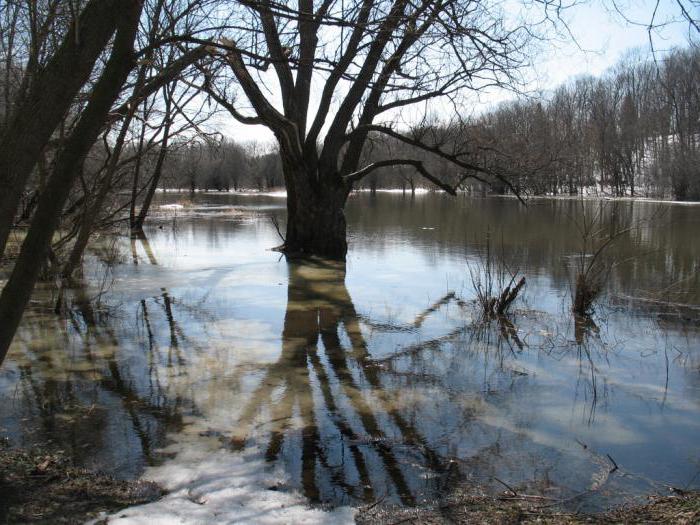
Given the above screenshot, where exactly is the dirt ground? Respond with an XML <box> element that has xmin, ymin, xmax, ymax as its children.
<box><xmin>355</xmin><ymin>491</ymin><xmax>700</xmax><ymax>524</ymax></box>
<box><xmin>1</xmin><ymin>442</ymin><xmax>698</xmax><ymax>524</ymax></box>
<box><xmin>0</xmin><ymin>445</ymin><xmax>162</xmax><ymax>524</ymax></box>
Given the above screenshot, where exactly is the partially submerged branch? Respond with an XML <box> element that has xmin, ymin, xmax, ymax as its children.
<box><xmin>351</xmin><ymin>124</ymin><xmax>528</xmax><ymax>203</ymax></box>
<box><xmin>344</xmin><ymin>159</ymin><xmax>466</xmax><ymax>195</ymax></box>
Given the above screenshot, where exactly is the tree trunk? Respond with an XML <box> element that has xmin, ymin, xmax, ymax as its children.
<box><xmin>61</xmin><ymin>172</ymin><xmax>114</xmax><ymax>279</ymax></box>
<box><xmin>132</xmin><ymin>84</ymin><xmax>174</xmax><ymax>232</ymax></box>
<box><xmin>64</xmin><ymin>96</ymin><xmax>140</xmax><ymax>279</ymax></box>
<box><xmin>0</xmin><ymin>1</ymin><xmax>141</xmax><ymax>366</ymax></box>
<box><xmin>133</xmin><ymin>137</ymin><xmax>169</xmax><ymax>231</ymax></box>
<box><xmin>281</xmin><ymin>169</ymin><xmax>349</xmax><ymax>260</ymax></box>
<box><xmin>0</xmin><ymin>0</ymin><xmax>122</xmax><ymax>259</ymax></box>
<box><xmin>129</xmin><ymin>120</ymin><xmax>147</xmax><ymax>229</ymax></box>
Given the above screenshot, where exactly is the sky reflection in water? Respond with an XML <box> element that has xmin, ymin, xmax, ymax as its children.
<box><xmin>1</xmin><ymin>193</ymin><xmax>699</xmax><ymax>512</ymax></box>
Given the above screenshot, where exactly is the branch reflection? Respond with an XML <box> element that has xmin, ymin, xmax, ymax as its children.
<box><xmin>230</xmin><ymin>258</ymin><xmax>447</xmax><ymax>505</ymax></box>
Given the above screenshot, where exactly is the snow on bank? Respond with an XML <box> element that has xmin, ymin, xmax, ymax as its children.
<box><xmin>98</xmin><ymin>437</ymin><xmax>356</xmax><ymax>525</ymax></box>
<box><xmin>156</xmin><ymin>189</ymin><xmax>289</xmax><ymax>198</ymax></box>
<box><xmin>351</xmin><ymin>187</ymin><xmax>431</xmax><ymax>194</ymax></box>
<box><xmin>494</xmin><ymin>193</ymin><xmax>700</xmax><ymax>205</ymax></box>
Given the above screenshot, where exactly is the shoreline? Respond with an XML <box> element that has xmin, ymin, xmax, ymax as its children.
<box><xmin>2</xmin><ymin>443</ymin><xmax>698</xmax><ymax>524</ymax></box>
<box><xmin>0</xmin><ymin>445</ymin><xmax>163</xmax><ymax>524</ymax></box>
<box><xmin>152</xmin><ymin>188</ymin><xmax>700</xmax><ymax>205</ymax></box>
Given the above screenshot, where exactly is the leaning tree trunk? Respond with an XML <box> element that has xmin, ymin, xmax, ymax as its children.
<box><xmin>282</xmin><ymin>168</ymin><xmax>350</xmax><ymax>260</ymax></box>
<box><xmin>132</xmin><ymin>91</ymin><xmax>173</xmax><ymax>232</ymax></box>
<box><xmin>0</xmin><ymin>1</ymin><xmax>141</xmax><ymax>367</ymax></box>
<box><xmin>0</xmin><ymin>0</ymin><xmax>123</xmax><ymax>259</ymax></box>
<box><xmin>63</xmin><ymin>94</ymin><xmax>140</xmax><ymax>279</ymax></box>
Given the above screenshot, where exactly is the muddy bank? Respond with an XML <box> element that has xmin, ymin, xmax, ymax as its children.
<box><xmin>2</xmin><ymin>440</ymin><xmax>697</xmax><ymax>525</ymax></box>
<box><xmin>0</xmin><ymin>444</ymin><xmax>162</xmax><ymax>524</ymax></box>
<box><xmin>356</xmin><ymin>491</ymin><xmax>700</xmax><ymax>524</ymax></box>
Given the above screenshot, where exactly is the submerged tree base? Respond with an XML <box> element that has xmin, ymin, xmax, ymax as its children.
<box><xmin>271</xmin><ymin>239</ymin><xmax>348</xmax><ymax>261</ymax></box>
<box><xmin>0</xmin><ymin>444</ymin><xmax>163</xmax><ymax>524</ymax></box>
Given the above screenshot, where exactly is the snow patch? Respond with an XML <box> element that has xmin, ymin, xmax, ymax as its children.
<box><xmin>99</xmin><ymin>437</ymin><xmax>356</xmax><ymax>525</ymax></box>
<box><xmin>230</xmin><ymin>190</ymin><xmax>288</xmax><ymax>198</ymax></box>
<box><xmin>353</xmin><ymin>188</ymin><xmax>431</xmax><ymax>194</ymax></box>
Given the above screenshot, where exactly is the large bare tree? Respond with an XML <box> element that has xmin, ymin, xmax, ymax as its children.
<box><xmin>197</xmin><ymin>0</ymin><xmax>557</xmax><ymax>259</ymax></box>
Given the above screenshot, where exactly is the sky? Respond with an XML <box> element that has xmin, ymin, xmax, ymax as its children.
<box><xmin>538</xmin><ymin>0</ymin><xmax>694</xmax><ymax>85</ymax></box>
<box><xmin>215</xmin><ymin>0</ymin><xmax>696</xmax><ymax>143</ymax></box>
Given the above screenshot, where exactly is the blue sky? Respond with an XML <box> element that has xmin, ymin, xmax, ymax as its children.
<box><xmin>217</xmin><ymin>0</ymin><xmax>696</xmax><ymax>142</ymax></box>
<box><xmin>538</xmin><ymin>0</ymin><xmax>694</xmax><ymax>85</ymax></box>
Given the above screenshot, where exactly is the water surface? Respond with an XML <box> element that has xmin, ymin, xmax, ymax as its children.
<box><xmin>1</xmin><ymin>193</ymin><xmax>699</xmax><ymax>512</ymax></box>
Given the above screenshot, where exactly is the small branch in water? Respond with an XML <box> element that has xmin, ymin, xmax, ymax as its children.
<box><xmin>270</xmin><ymin>215</ymin><xmax>285</xmax><ymax>243</ymax></box>
<box><xmin>361</xmin><ymin>494</ymin><xmax>387</xmax><ymax>513</ymax></box>
<box><xmin>493</xmin><ymin>476</ymin><xmax>518</xmax><ymax>497</ymax></box>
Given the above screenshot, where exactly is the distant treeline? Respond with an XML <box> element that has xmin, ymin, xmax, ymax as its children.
<box><xmin>175</xmin><ymin>47</ymin><xmax>698</xmax><ymax>200</ymax></box>
<box><xmin>467</xmin><ymin>47</ymin><xmax>700</xmax><ymax>200</ymax></box>
<box><xmin>162</xmin><ymin>141</ymin><xmax>283</xmax><ymax>192</ymax></box>
<box><xmin>360</xmin><ymin>46</ymin><xmax>700</xmax><ymax>199</ymax></box>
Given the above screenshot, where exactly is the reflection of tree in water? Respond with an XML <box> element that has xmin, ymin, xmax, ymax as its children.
<box><xmin>7</xmin><ymin>227</ymin><xmax>699</xmax><ymax>508</ymax></box>
<box><xmin>8</xmin><ymin>235</ymin><xmax>193</xmax><ymax>475</ymax></box>
<box><xmin>82</xmin><ymin>291</ymin><xmax>184</xmax><ymax>453</ymax></box>
<box><xmin>223</xmin><ymin>259</ymin><xmax>637</xmax><ymax>505</ymax></box>
<box><xmin>230</xmin><ymin>258</ymin><xmax>447</xmax><ymax>505</ymax></box>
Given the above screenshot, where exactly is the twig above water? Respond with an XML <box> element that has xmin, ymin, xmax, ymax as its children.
<box><xmin>270</xmin><ymin>215</ymin><xmax>285</xmax><ymax>242</ymax></box>
<box><xmin>493</xmin><ymin>476</ymin><xmax>518</xmax><ymax>497</ymax></box>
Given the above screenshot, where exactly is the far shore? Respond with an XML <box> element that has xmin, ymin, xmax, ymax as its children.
<box><xmin>152</xmin><ymin>187</ymin><xmax>700</xmax><ymax>205</ymax></box>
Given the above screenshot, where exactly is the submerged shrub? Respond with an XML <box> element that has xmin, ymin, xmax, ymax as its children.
<box><xmin>469</xmin><ymin>233</ymin><xmax>526</xmax><ymax>318</ymax></box>
<box><xmin>573</xmin><ymin>272</ymin><xmax>601</xmax><ymax>316</ymax></box>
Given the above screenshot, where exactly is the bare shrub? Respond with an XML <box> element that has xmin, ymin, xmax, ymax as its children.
<box><xmin>469</xmin><ymin>233</ymin><xmax>526</xmax><ymax>318</ymax></box>
<box><xmin>569</xmin><ymin>201</ymin><xmax>634</xmax><ymax>316</ymax></box>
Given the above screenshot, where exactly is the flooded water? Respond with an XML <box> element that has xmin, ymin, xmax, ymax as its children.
<box><xmin>1</xmin><ymin>192</ymin><xmax>699</xmax><ymax>514</ymax></box>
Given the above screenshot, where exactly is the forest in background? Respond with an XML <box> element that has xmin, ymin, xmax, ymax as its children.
<box><xmin>0</xmin><ymin>0</ymin><xmax>698</xmax><ymax>360</ymax></box>
<box><xmin>166</xmin><ymin>46</ymin><xmax>700</xmax><ymax>200</ymax></box>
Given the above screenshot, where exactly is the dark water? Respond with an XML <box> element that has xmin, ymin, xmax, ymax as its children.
<box><xmin>1</xmin><ymin>192</ymin><xmax>699</xmax><ymax>512</ymax></box>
